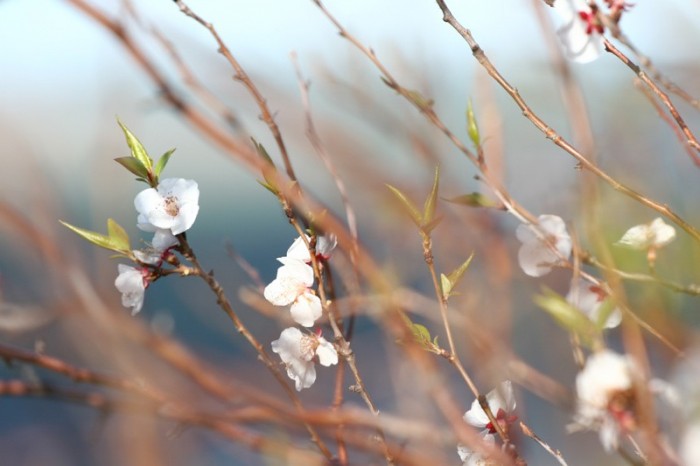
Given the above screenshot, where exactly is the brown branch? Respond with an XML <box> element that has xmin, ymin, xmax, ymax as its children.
<box><xmin>634</xmin><ymin>79</ymin><xmax>700</xmax><ymax>165</ymax></box>
<box><xmin>0</xmin><ymin>379</ymin><xmax>315</xmax><ymax>459</ymax></box>
<box><xmin>173</xmin><ymin>0</ymin><xmax>298</xmax><ymax>184</ymax></box>
<box><xmin>603</xmin><ymin>39</ymin><xmax>700</xmax><ymax>165</ymax></box>
<box><xmin>432</xmin><ymin>0</ymin><xmax>700</xmax><ymax>244</ymax></box>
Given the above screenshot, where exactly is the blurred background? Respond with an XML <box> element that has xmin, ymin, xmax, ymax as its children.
<box><xmin>1</xmin><ymin>0</ymin><xmax>700</xmax><ymax>464</ymax></box>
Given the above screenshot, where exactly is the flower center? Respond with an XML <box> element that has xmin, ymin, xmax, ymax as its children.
<box><xmin>164</xmin><ymin>196</ymin><xmax>180</xmax><ymax>217</ymax></box>
<box><xmin>608</xmin><ymin>388</ymin><xmax>637</xmax><ymax>432</ymax></box>
<box><xmin>485</xmin><ymin>408</ymin><xmax>518</xmax><ymax>434</ymax></box>
<box><xmin>588</xmin><ymin>285</ymin><xmax>608</xmax><ymax>303</ymax></box>
<box><xmin>299</xmin><ymin>335</ymin><xmax>316</xmax><ymax>361</ymax></box>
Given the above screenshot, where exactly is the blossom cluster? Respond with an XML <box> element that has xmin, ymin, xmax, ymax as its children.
<box><xmin>114</xmin><ymin>178</ymin><xmax>200</xmax><ymax>314</ymax></box>
<box><xmin>264</xmin><ymin>234</ymin><xmax>339</xmax><ymax>390</ymax></box>
<box><xmin>515</xmin><ymin>215</ymin><xmax>675</xmax><ymax>330</ymax></box>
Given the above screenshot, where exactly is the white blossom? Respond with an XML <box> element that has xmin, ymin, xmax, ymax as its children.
<box><xmin>566</xmin><ymin>278</ymin><xmax>621</xmax><ymax>329</ymax></box>
<box><xmin>457</xmin><ymin>433</ymin><xmax>496</xmax><ymax>466</ymax></box>
<box><xmin>516</xmin><ymin>215</ymin><xmax>572</xmax><ymax>277</ymax></box>
<box><xmin>617</xmin><ymin>218</ymin><xmax>676</xmax><ymax>250</ymax></box>
<box><xmin>573</xmin><ymin>350</ymin><xmax>637</xmax><ymax>452</ymax></box>
<box><xmin>271</xmin><ymin>327</ymin><xmax>338</xmax><ymax>391</ymax></box>
<box><xmin>134</xmin><ymin>178</ymin><xmax>200</xmax><ymax>235</ymax></box>
<box><xmin>114</xmin><ymin>264</ymin><xmax>147</xmax><ymax>315</ymax></box>
<box><xmin>286</xmin><ymin>234</ymin><xmax>337</xmax><ymax>262</ymax></box>
<box><xmin>464</xmin><ymin>381</ymin><xmax>517</xmax><ymax>433</ymax></box>
<box><xmin>263</xmin><ymin>257</ymin><xmax>322</xmax><ymax>327</ymax></box>
<box><xmin>552</xmin><ymin>0</ymin><xmax>605</xmax><ymax>63</ymax></box>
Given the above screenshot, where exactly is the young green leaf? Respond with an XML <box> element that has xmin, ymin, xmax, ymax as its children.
<box><xmin>442</xmin><ymin>253</ymin><xmax>474</xmax><ymax>299</ymax></box>
<box><xmin>117</xmin><ymin>120</ymin><xmax>153</xmax><ymax>171</ymax></box>
<box><xmin>386</xmin><ymin>184</ymin><xmax>422</xmax><ymax>227</ymax></box>
<box><xmin>252</xmin><ymin>138</ymin><xmax>275</xmax><ymax>166</ymax></box>
<box><xmin>534</xmin><ymin>287</ymin><xmax>601</xmax><ymax>347</ymax></box>
<box><xmin>60</xmin><ymin>220</ymin><xmax>130</xmax><ymax>254</ymax></box>
<box><xmin>114</xmin><ymin>157</ymin><xmax>149</xmax><ymax>179</ymax></box>
<box><xmin>107</xmin><ymin>218</ymin><xmax>130</xmax><ymax>252</ymax></box>
<box><xmin>257</xmin><ymin>180</ymin><xmax>280</xmax><ymax>196</ymax></box>
<box><xmin>466</xmin><ymin>99</ymin><xmax>481</xmax><ymax>148</ymax></box>
<box><xmin>422</xmin><ymin>165</ymin><xmax>440</xmax><ymax>225</ymax></box>
<box><xmin>154</xmin><ymin>148</ymin><xmax>176</xmax><ymax>179</ymax></box>
<box><xmin>440</xmin><ymin>273</ymin><xmax>452</xmax><ymax>299</ymax></box>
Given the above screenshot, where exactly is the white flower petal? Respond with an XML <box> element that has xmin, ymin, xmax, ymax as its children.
<box><xmin>263</xmin><ymin>276</ymin><xmax>301</xmax><ymax>306</ymax></box>
<box><xmin>286</xmin><ymin>234</ymin><xmax>338</xmax><ymax>262</ymax></box>
<box><xmin>463</xmin><ymin>398</ymin><xmax>490</xmax><ymax>428</ymax></box>
<box><xmin>276</xmin><ymin>257</ymin><xmax>314</xmax><ymax>287</ymax></box>
<box><xmin>457</xmin><ymin>433</ymin><xmax>495</xmax><ymax>466</ymax></box>
<box><xmin>286</xmin><ymin>236</ymin><xmax>311</xmax><ymax>262</ymax></box>
<box><xmin>152</xmin><ymin>229</ymin><xmax>178</xmax><ymax>252</ymax></box>
<box><xmin>290</xmin><ymin>292</ymin><xmax>322</xmax><ymax>327</ymax></box>
<box><xmin>566</xmin><ymin>279</ymin><xmax>621</xmax><ymax>329</ymax></box>
<box><xmin>649</xmin><ymin>218</ymin><xmax>676</xmax><ymax>247</ymax></box>
<box><xmin>316</xmin><ymin>337</ymin><xmax>338</xmax><ymax>366</ymax></box>
<box><xmin>463</xmin><ymin>381</ymin><xmax>516</xmax><ymax>429</ymax></box>
<box><xmin>516</xmin><ymin>215</ymin><xmax>571</xmax><ymax>277</ymax></box>
<box><xmin>553</xmin><ymin>0</ymin><xmax>604</xmax><ymax>63</ymax></box>
<box><xmin>114</xmin><ymin>264</ymin><xmax>146</xmax><ymax>315</ymax></box>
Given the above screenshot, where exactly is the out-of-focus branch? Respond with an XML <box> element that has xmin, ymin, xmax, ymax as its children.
<box><xmin>432</xmin><ymin>0</ymin><xmax>700</xmax><ymax>244</ymax></box>
<box><xmin>173</xmin><ymin>0</ymin><xmax>298</xmax><ymax>184</ymax></box>
<box><xmin>0</xmin><ymin>379</ymin><xmax>319</xmax><ymax>459</ymax></box>
<box><xmin>67</xmin><ymin>0</ymin><xmax>260</xmax><ymax>170</ymax></box>
<box><xmin>603</xmin><ymin>38</ymin><xmax>700</xmax><ymax>165</ymax></box>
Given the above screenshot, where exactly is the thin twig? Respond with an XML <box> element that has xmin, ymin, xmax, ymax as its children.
<box><xmin>173</xmin><ymin>0</ymin><xmax>298</xmax><ymax>183</ymax></box>
<box><xmin>603</xmin><ymin>39</ymin><xmax>700</xmax><ymax>164</ymax></box>
<box><xmin>433</xmin><ymin>0</ymin><xmax>700</xmax><ymax>243</ymax></box>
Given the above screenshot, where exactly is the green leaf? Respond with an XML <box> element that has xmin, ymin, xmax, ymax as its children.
<box><xmin>60</xmin><ymin>220</ymin><xmax>130</xmax><ymax>253</ymax></box>
<box><xmin>252</xmin><ymin>138</ymin><xmax>275</xmax><ymax>166</ymax></box>
<box><xmin>252</xmin><ymin>138</ymin><xmax>278</xmax><ymax>192</ymax></box>
<box><xmin>154</xmin><ymin>148</ymin><xmax>176</xmax><ymax>179</ymax></box>
<box><xmin>466</xmin><ymin>99</ymin><xmax>481</xmax><ymax>147</ymax></box>
<box><xmin>114</xmin><ymin>157</ymin><xmax>149</xmax><ymax>179</ymax></box>
<box><xmin>257</xmin><ymin>180</ymin><xmax>279</xmax><ymax>195</ymax></box>
<box><xmin>422</xmin><ymin>166</ymin><xmax>440</xmax><ymax>225</ymax></box>
<box><xmin>533</xmin><ymin>287</ymin><xmax>601</xmax><ymax>347</ymax></box>
<box><xmin>443</xmin><ymin>193</ymin><xmax>498</xmax><ymax>208</ymax></box>
<box><xmin>386</xmin><ymin>184</ymin><xmax>422</xmax><ymax>227</ymax></box>
<box><xmin>411</xmin><ymin>323</ymin><xmax>431</xmax><ymax>344</ymax></box>
<box><xmin>421</xmin><ymin>215</ymin><xmax>443</xmax><ymax>235</ymax></box>
<box><xmin>117</xmin><ymin>120</ymin><xmax>153</xmax><ymax>171</ymax></box>
<box><xmin>440</xmin><ymin>273</ymin><xmax>452</xmax><ymax>299</ymax></box>
<box><xmin>107</xmin><ymin>218</ymin><xmax>130</xmax><ymax>252</ymax></box>
<box><xmin>442</xmin><ymin>253</ymin><xmax>474</xmax><ymax>299</ymax></box>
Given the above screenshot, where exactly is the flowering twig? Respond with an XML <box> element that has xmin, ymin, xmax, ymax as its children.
<box><xmin>433</xmin><ymin>0</ymin><xmax>700</xmax><ymax>243</ymax></box>
<box><xmin>176</xmin><ymin>234</ymin><xmax>334</xmax><ymax>459</ymax></box>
